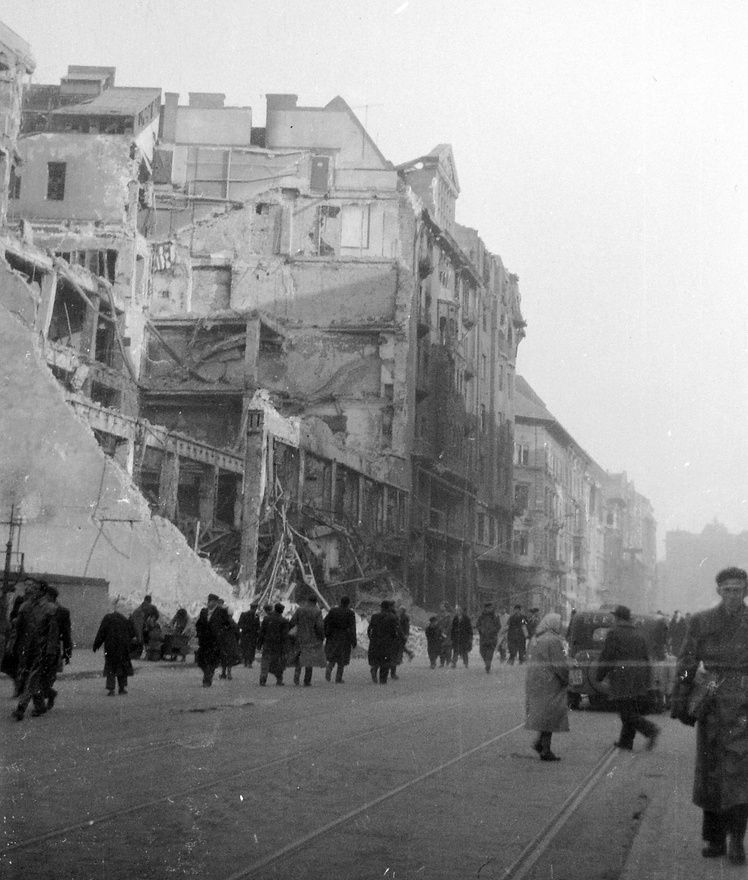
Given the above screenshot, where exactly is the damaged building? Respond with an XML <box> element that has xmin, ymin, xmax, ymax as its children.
<box><xmin>1</xmin><ymin>39</ymin><xmax>532</xmax><ymax>622</ymax></box>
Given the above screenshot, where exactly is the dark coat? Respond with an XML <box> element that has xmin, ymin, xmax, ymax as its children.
<box><xmin>196</xmin><ymin>605</ymin><xmax>234</xmax><ymax>668</ymax></box>
<box><xmin>14</xmin><ymin>597</ymin><xmax>59</xmax><ymax>675</ymax></box>
<box><xmin>507</xmin><ymin>611</ymin><xmax>528</xmax><ymax>647</ymax></box>
<box><xmin>130</xmin><ymin>600</ymin><xmax>160</xmax><ymax>644</ymax></box>
<box><xmin>425</xmin><ymin>622</ymin><xmax>445</xmax><ymax>655</ymax></box>
<box><xmin>476</xmin><ymin>611</ymin><xmax>501</xmax><ymax>648</ymax></box>
<box><xmin>324</xmin><ymin>606</ymin><xmax>357</xmax><ymax>665</ymax></box>
<box><xmin>238</xmin><ymin>609</ymin><xmax>261</xmax><ymax>652</ymax></box>
<box><xmin>257</xmin><ymin>612</ymin><xmax>290</xmax><ymax>676</ymax></box>
<box><xmin>595</xmin><ymin>620</ymin><xmax>651</xmax><ymax>698</ymax></box>
<box><xmin>367</xmin><ymin>611</ymin><xmax>401</xmax><ymax>666</ymax></box>
<box><xmin>93</xmin><ymin>612</ymin><xmax>135</xmax><ymax>678</ymax></box>
<box><xmin>451</xmin><ymin>614</ymin><xmax>473</xmax><ymax>653</ymax></box>
<box><xmin>675</xmin><ymin>605</ymin><xmax>748</xmax><ymax>811</ymax></box>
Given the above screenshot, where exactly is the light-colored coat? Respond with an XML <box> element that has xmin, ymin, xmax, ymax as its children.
<box><xmin>525</xmin><ymin>629</ymin><xmax>570</xmax><ymax>732</ymax></box>
<box><xmin>289</xmin><ymin>603</ymin><xmax>326</xmax><ymax>667</ymax></box>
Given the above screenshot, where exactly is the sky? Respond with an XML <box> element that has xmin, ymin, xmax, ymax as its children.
<box><xmin>6</xmin><ymin>0</ymin><xmax>748</xmax><ymax>551</ymax></box>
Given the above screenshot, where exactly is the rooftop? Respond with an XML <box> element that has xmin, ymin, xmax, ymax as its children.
<box><xmin>51</xmin><ymin>87</ymin><xmax>161</xmax><ymax>117</ymax></box>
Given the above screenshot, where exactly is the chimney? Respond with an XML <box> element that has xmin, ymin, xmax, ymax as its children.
<box><xmin>188</xmin><ymin>92</ymin><xmax>225</xmax><ymax>109</ymax></box>
<box><xmin>161</xmin><ymin>92</ymin><xmax>178</xmax><ymax>143</ymax></box>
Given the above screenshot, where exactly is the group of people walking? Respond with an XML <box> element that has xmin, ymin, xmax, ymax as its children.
<box><xmin>1</xmin><ymin>577</ymin><xmax>72</xmax><ymax>721</ymax></box>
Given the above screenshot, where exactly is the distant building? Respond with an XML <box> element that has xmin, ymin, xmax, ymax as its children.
<box><xmin>0</xmin><ymin>21</ymin><xmax>35</xmax><ymax>227</ymax></box>
<box><xmin>660</xmin><ymin>521</ymin><xmax>748</xmax><ymax>612</ymax></box>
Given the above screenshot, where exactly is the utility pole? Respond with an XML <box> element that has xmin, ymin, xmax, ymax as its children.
<box><xmin>1</xmin><ymin>504</ymin><xmax>24</xmax><ymax>594</ymax></box>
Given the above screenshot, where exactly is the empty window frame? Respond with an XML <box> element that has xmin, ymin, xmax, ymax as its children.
<box><xmin>46</xmin><ymin>162</ymin><xmax>66</xmax><ymax>201</ymax></box>
<box><xmin>340</xmin><ymin>204</ymin><xmax>371</xmax><ymax>249</ymax></box>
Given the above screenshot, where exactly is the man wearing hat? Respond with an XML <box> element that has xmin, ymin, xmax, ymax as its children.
<box><xmin>195</xmin><ymin>593</ymin><xmax>233</xmax><ymax>687</ymax></box>
<box><xmin>256</xmin><ymin>603</ymin><xmax>290</xmax><ymax>686</ymax></box>
<box><xmin>595</xmin><ymin>604</ymin><xmax>659</xmax><ymax>751</ymax></box>
<box><xmin>476</xmin><ymin>602</ymin><xmax>501</xmax><ymax>673</ymax></box>
<box><xmin>237</xmin><ymin>602</ymin><xmax>261</xmax><ymax>668</ymax></box>
<box><xmin>12</xmin><ymin>581</ymin><xmax>59</xmax><ymax>720</ymax></box>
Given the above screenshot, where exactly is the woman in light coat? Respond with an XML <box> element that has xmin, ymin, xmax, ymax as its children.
<box><xmin>524</xmin><ymin>613</ymin><xmax>570</xmax><ymax>761</ymax></box>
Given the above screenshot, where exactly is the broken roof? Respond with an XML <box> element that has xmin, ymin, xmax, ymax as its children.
<box><xmin>0</xmin><ymin>21</ymin><xmax>35</xmax><ymax>73</ymax></box>
<box><xmin>51</xmin><ymin>87</ymin><xmax>161</xmax><ymax>117</ymax></box>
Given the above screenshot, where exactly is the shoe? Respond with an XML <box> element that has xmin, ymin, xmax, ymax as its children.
<box><xmin>259</xmin><ymin>679</ymin><xmax>267</xmax><ymax>686</ymax></box>
<box><xmin>47</xmin><ymin>688</ymin><xmax>58</xmax><ymax>710</ymax></box>
<box><xmin>728</xmin><ymin>840</ymin><xmax>746</xmax><ymax>865</ymax></box>
<box><xmin>227</xmin><ymin>671</ymin><xmax>232</xmax><ymax>680</ymax></box>
<box><xmin>202</xmin><ymin>681</ymin><xmax>212</xmax><ymax>688</ymax></box>
<box><xmin>118</xmin><ymin>688</ymin><xmax>127</xmax><ymax>695</ymax></box>
<box><xmin>532</xmin><ymin>740</ymin><xmax>543</xmax><ymax>755</ymax></box>
<box><xmin>646</xmin><ymin>728</ymin><xmax>660</xmax><ymax>751</ymax></box>
<box><xmin>107</xmin><ymin>689</ymin><xmax>115</xmax><ymax>696</ymax></box>
<box><xmin>30</xmin><ymin>707</ymin><xmax>47</xmax><ymax>717</ymax></box>
<box><xmin>275</xmin><ymin>680</ymin><xmax>284</xmax><ymax>686</ymax></box>
<box><xmin>370</xmin><ymin>669</ymin><xmax>378</xmax><ymax>683</ymax></box>
<box><xmin>391</xmin><ymin>673</ymin><xmax>399</xmax><ymax>680</ymax></box>
<box><xmin>11</xmin><ymin>708</ymin><xmax>24</xmax><ymax>721</ymax></box>
<box><xmin>336</xmin><ymin>679</ymin><xmax>344</xmax><ymax>684</ymax></box>
<box><xmin>614</xmin><ymin>741</ymin><xmax>633</xmax><ymax>751</ymax></box>
<box><xmin>219</xmin><ymin>673</ymin><xmax>227</xmax><ymax>680</ymax></box>
<box><xmin>303</xmin><ymin>681</ymin><xmax>311</xmax><ymax>687</ymax></box>
<box><xmin>540</xmin><ymin>752</ymin><xmax>561</xmax><ymax>761</ymax></box>
<box><xmin>702</xmin><ymin>843</ymin><xmax>726</xmax><ymax>858</ymax></box>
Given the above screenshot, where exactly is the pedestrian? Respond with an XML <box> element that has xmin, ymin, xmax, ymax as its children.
<box><xmin>398</xmin><ymin>607</ymin><xmax>415</xmax><ymax>661</ymax></box>
<box><xmin>526</xmin><ymin>607</ymin><xmax>541</xmax><ymax>640</ymax></box>
<box><xmin>450</xmin><ymin>606</ymin><xmax>473</xmax><ymax>668</ymax></box>
<box><xmin>668</xmin><ymin>610</ymin><xmax>687</xmax><ymax>657</ymax></box>
<box><xmin>40</xmin><ymin>583</ymin><xmax>69</xmax><ymax>710</ymax></box>
<box><xmin>3</xmin><ymin>577</ymin><xmax>37</xmax><ymax>690</ymax></box>
<box><xmin>323</xmin><ymin>595</ymin><xmax>357</xmax><ymax>683</ymax></box>
<box><xmin>497</xmin><ymin>608</ymin><xmax>510</xmax><ymax>662</ymax></box>
<box><xmin>671</xmin><ymin>567</ymin><xmax>748</xmax><ymax>864</ymax></box>
<box><xmin>425</xmin><ymin>615</ymin><xmax>443</xmax><ymax>669</ymax></box>
<box><xmin>237</xmin><ymin>602</ymin><xmax>261</xmax><ymax>667</ymax></box>
<box><xmin>476</xmin><ymin>601</ymin><xmax>501</xmax><ymax>672</ymax></box>
<box><xmin>525</xmin><ymin>613</ymin><xmax>570</xmax><ymax>761</ymax></box>
<box><xmin>217</xmin><ymin>600</ymin><xmax>240</xmax><ymax>680</ymax></box>
<box><xmin>0</xmin><ymin>578</ymin><xmax>15</xmax><ymax>672</ymax></box>
<box><xmin>289</xmin><ymin>594</ymin><xmax>326</xmax><ymax>686</ymax></box>
<box><xmin>507</xmin><ymin>604</ymin><xmax>529</xmax><ymax>664</ymax></box>
<box><xmin>11</xmin><ymin>581</ymin><xmax>59</xmax><ymax>720</ymax></box>
<box><xmin>129</xmin><ymin>594</ymin><xmax>159</xmax><ymax>658</ymax></box>
<box><xmin>389</xmin><ymin>602</ymin><xmax>406</xmax><ymax>680</ymax></box>
<box><xmin>92</xmin><ymin>602</ymin><xmax>136</xmax><ymax>696</ymax></box>
<box><xmin>438</xmin><ymin>604</ymin><xmax>453</xmax><ymax>667</ymax></box>
<box><xmin>367</xmin><ymin>599</ymin><xmax>401</xmax><ymax>684</ymax></box>
<box><xmin>195</xmin><ymin>593</ymin><xmax>232</xmax><ymax>687</ymax></box>
<box><xmin>257</xmin><ymin>602</ymin><xmax>290</xmax><ymax>686</ymax></box>
<box><xmin>595</xmin><ymin>604</ymin><xmax>659</xmax><ymax>752</ymax></box>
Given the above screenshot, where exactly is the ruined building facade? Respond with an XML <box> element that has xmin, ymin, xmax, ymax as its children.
<box><xmin>0</xmin><ymin>38</ymin><xmax>653</xmax><ymax>622</ymax></box>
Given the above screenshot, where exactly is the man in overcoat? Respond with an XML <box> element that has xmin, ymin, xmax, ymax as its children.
<box><xmin>289</xmin><ymin>594</ymin><xmax>326</xmax><ymax>686</ymax></box>
<box><xmin>257</xmin><ymin>602</ymin><xmax>290</xmax><ymax>686</ymax></box>
<box><xmin>595</xmin><ymin>604</ymin><xmax>659</xmax><ymax>751</ymax></box>
<box><xmin>12</xmin><ymin>583</ymin><xmax>59</xmax><ymax>720</ymax></box>
<box><xmin>195</xmin><ymin>593</ymin><xmax>233</xmax><ymax>687</ymax></box>
<box><xmin>507</xmin><ymin>604</ymin><xmax>529</xmax><ymax>664</ymax></box>
<box><xmin>39</xmin><ymin>583</ymin><xmax>71</xmax><ymax>709</ymax></box>
<box><xmin>93</xmin><ymin>603</ymin><xmax>136</xmax><ymax>695</ymax></box>
<box><xmin>237</xmin><ymin>602</ymin><xmax>261</xmax><ymax>667</ymax></box>
<box><xmin>476</xmin><ymin>602</ymin><xmax>501</xmax><ymax>672</ymax></box>
<box><xmin>323</xmin><ymin>595</ymin><xmax>357</xmax><ymax>683</ymax></box>
<box><xmin>671</xmin><ymin>567</ymin><xmax>748</xmax><ymax>864</ymax></box>
<box><xmin>450</xmin><ymin>606</ymin><xmax>473</xmax><ymax>668</ymax></box>
<box><xmin>367</xmin><ymin>600</ymin><xmax>401</xmax><ymax>684</ymax></box>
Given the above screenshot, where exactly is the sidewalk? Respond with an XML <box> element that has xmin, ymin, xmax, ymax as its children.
<box><xmin>620</xmin><ymin>718</ymin><xmax>737</xmax><ymax>880</ymax></box>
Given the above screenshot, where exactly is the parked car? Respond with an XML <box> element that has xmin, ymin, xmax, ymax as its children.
<box><xmin>566</xmin><ymin>609</ymin><xmax>675</xmax><ymax>711</ymax></box>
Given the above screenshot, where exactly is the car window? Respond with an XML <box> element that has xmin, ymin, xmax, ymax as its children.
<box><xmin>592</xmin><ymin>627</ymin><xmax>611</xmax><ymax>644</ymax></box>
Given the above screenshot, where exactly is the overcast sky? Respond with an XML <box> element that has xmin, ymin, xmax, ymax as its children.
<box><xmin>7</xmin><ymin>1</ymin><xmax>748</xmax><ymax>550</ymax></box>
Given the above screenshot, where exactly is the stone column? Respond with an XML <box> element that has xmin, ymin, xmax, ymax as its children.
<box><xmin>239</xmin><ymin>408</ymin><xmax>266</xmax><ymax>597</ymax></box>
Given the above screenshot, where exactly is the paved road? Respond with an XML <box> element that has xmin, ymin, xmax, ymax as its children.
<box><xmin>0</xmin><ymin>655</ymin><xmax>716</xmax><ymax>879</ymax></box>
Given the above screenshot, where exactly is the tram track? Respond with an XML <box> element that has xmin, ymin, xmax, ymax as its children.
<box><xmin>4</xmin><ymin>686</ymin><xmax>508</xmax><ymax>855</ymax></box>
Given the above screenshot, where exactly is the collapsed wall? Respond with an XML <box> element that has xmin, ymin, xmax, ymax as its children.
<box><xmin>0</xmin><ymin>260</ymin><xmax>235</xmax><ymax>618</ymax></box>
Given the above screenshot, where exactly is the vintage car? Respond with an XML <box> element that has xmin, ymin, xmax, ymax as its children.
<box><xmin>566</xmin><ymin>609</ymin><xmax>676</xmax><ymax>711</ymax></box>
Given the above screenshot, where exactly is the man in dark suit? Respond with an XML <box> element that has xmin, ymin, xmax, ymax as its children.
<box><xmin>195</xmin><ymin>593</ymin><xmax>233</xmax><ymax>687</ymax></box>
<box><xmin>596</xmin><ymin>604</ymin><xmax>659</xmax><ymax>751</ymax></box>
<box><xmin>324</xmin><ymin>596</ymin><xmax>357</xmax><ymax>683</ymax></box>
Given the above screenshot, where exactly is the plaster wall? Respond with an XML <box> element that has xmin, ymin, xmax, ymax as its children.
<box><xmin>175</xmin><ymin>107</ymin><xmax>252</xmax><ymax>146</ymax></box>
<box><xmin>14</xmin><ymin>134</ymin><xmax>135</xmax><ymax>223</ymax></box>
<box><xmin>266</xmin><ymin>108</ymin><xmax>386</xmax><ymax>169</ymax></box>
<box><xmin>0</xmin><ymin>283</ymin><xmax>235</xmax><ymax>618</ymax></box>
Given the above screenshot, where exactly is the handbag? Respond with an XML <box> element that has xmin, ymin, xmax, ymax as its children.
<box><xmin>686</xmin><ymin>669</ymin><xmax>721</xmax><ymax>722</ymax></box>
